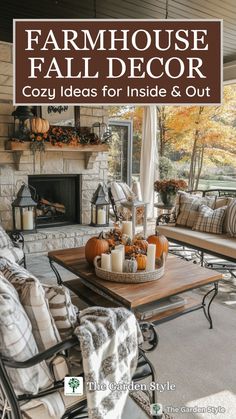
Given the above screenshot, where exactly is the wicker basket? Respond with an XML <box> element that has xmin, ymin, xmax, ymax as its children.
<box><xmin>94</xmin><ymin>257</ymin><xmax>165</xmax><ymax>283</ymax></box>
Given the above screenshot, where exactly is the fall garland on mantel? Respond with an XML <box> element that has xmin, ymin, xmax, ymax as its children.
<box><xmin>11</xmin><ymin>117</ymin><xmax>111</xmax><ymax>152</ymax></box>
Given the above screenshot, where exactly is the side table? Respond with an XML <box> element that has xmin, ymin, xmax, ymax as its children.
<box><xmin>155</xmin><ymin>203</ymin><xmax>175</xmax><ymax>227</ymax></box>
<box><xmin>120</xmin><ymin>200</ymin><xmax>148</xmax><ymax>237</ymax></box>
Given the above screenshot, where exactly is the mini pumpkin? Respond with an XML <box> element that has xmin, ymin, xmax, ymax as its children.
<box><xmin>125</xmin><ymin>238</ymin><xmax>135</xmax><ymax>255</ymax></box>
<box><xmin>85</xmin><ymin>232</ymin><xmax>109</xmax><ymax>266</ymax></box>
<box><xmin>136</xmin><ymin>254</ymin><xmax>147</xmax><ymax>270</ymax></box>
<box><xmin>123</xmin><ymin>257</ymin><xmax>138</xmax><ymax>273</ymax></box>
<box><xmin>133</xmin><ymin>238</ymin><xmax>149</xmax><ymax>253</ymax></box>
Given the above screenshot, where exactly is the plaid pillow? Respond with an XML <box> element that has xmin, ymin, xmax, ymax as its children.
<box><xmin>0</xmin><ymin>258</ymin><xmax>61</xmax><ymax>351</ymax></box>
<box><xmin>43</xmin><ymin>284</ymin><xmax>78</xmax><ymax>340</ymax></box>
<box><xmin>193</xmin><ymin>205</ymin><xmax>227</xmax><ymax>234</ymax></box>
<box><xmin>176</xmin><ymin>193</ymin><xmax>215</xmax><ymax>228</ymax></box>
<box><xmin>225</xmin><ymin>199</ymin><xmax>236</xmax><ymax>237</ymax></box>
<box><xmin>0</xmin><ymin>273</ymin><xmax>52</xmax><ymax>395</ymax></box>
<box><xmin>0</xmin><ymin>225</ymin><xmax>12</xmax><ymax>248</ymax></box>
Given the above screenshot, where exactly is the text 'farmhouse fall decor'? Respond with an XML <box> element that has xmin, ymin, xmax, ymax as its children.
<box><xmin>85</xmin><ymin>223</ymin><xmax>169</xmax><ymax>283</ymax></box>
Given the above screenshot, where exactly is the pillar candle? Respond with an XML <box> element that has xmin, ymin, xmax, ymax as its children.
<box><xmin>122</xmin><ymin>221</ymin><xmax>133</xmax><ymax>238</ymax></box>
<box><xmin>115</xmin><ymin>245</ymin><xmax>125</xmax><ymax>262</ymax></box>
<box><xmin>97</xmin><ymin>208</ymin><xmax>106</xmax><ymax>225</ymax></box>
<box><xmin>146</xmin><ymin>244</ymin><xmax>156</xmax><ymax>271</ymax></box>
<box><xmin>101</xmin><ymin>253</ymin><xmax>112</xmax><ymax>271</ymax></box>
<box><xmin>111</xmin><ymin>250</ymin><xmax>123</xmax><ymax>273</ymax></box>
<box><xmin>22</xmin><ymin>209</ymin><xmax>34</xmax><ymax>230</ymax></box>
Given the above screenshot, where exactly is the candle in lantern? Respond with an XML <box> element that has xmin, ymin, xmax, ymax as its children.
<box><xmin>146</xmin><ymin>244</ymin><xmax>156</xmax><ymax>271</ymax></box>
<box><xmin>111</xmin><ymin>249</ymin><xmax>123</xmax><ymax>273</ymax></box>
<box><xmin>92</xmin><ymin>207</ymin><xmax>96</xmax><ymax>224</ymax></box>
<box><xmin>15</xmin><ymin>208</ymin><xmax>21</xmax><ymax>230</ymax></box>
<box><xmin>23</xmin><ymin>209</ymin><xmax>34</xmax><ymax>230</ymax></box>
<box><xmin>97</xmin><ymin>208</ymin><xmax>106</xmax><ymax>225</ymax></box>
<box><xmin>101</xmin><ymin>253</ymin><xmax>112</xmax><ymax>271</ymax></box>
<box><xmin>122</xmin><ymin>221</ymin><xmax>133</xmax><ymax>238</ymax></box>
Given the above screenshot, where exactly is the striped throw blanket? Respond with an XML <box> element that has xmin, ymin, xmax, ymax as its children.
<box><xmin>74</xmin><ymin>306</ymin><xmax>142</xmax><ymax>419</ymax></box>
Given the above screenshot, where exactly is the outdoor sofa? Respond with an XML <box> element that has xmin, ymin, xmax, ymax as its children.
<box><xmin>156</xmin><ymin>189</ymin><xmax>236</xmax><ymax>264</ymax></box>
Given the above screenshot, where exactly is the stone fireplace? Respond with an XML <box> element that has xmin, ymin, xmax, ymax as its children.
<box><xmin>0</xmin><ymin>41</ymin><xmax>110</xmax><ymax>255</ymax></box>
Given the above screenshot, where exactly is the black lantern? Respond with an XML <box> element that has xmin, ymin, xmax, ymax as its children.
<box><xmin>12</xmin><ymin>106</ymin><xmax>34</xmax><ymax>140</ymax></box>
<box><xmin>12</xmin><ymin>184</ymin><xmax>37</xmax><ymax>233</ymax></box>
<box><xmin>90</xmin><ymin>184</ymin><xmax>109</xmax><ymax>227</ymax></box>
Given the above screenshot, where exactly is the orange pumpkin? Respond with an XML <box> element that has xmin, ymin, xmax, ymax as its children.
<box><xmin>85</xmin><ymin>232</ymin><xmax>109</xmax><ymax>266</ymax></box>
<box><xmin>136</xmin><ymin>254</ymin><xmax>147</xmax><ymax>270</ymax></box>
<box><xmin>31</xmin><ymin>117</ymin><xmax>50</xmax><ymax>134</ymax></box>
<box><xmin>147</xmin><ymin>232</ymin><xmax>169</xmax><ymax>259</ymax></box>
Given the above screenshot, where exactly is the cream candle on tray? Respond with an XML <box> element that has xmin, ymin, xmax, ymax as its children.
<box><xmin>101</xmin><ymin>253</ymin><xmax>112</xmax><ymax>271</ymax></box>
<box><xmin>115</xmin><ymin>244</ymin><xmax>125</xmax><ymax>262</ymax></box>
<box><xmin>122</xmin><ymin>221</ymin><xmax>133</xmax><ymax>238</ymax></box>
<box><xmin>146</xmin><ymin>243</ymin><xmax>156</xmax><ymax>271</ymax></box>
<box><xmin>111</xmin><ymin>249</ymin><xmax>123</xmax><ymax>273</ymax></box>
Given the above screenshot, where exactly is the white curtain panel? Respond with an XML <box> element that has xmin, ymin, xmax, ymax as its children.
<box><xmin>140</xmin><ymin>105</ymin><xmax>158</xmax><ymax>218</ymax></box>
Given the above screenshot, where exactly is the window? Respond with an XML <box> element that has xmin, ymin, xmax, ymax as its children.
<box><xmin>108</xmin><ymin>120</ymin><xmax>133</xmax><ymax>185</ymax></box>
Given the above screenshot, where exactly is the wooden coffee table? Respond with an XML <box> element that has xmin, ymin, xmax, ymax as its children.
<box><xmin>48</xmin><ymin>247</ymin><xmax>222</xmax><ymax>328</ymax></box>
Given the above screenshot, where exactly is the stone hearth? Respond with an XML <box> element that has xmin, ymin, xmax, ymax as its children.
<box><xmin>23</xmin><ymin>225</ymin><xmax>111</xmax><ymax>256</ymax></box>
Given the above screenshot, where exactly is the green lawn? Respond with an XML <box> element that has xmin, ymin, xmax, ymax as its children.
<box><xmin>197</xmin><ymin>179</ymin><xmax>236</xmax><ymax>190</ymax></box>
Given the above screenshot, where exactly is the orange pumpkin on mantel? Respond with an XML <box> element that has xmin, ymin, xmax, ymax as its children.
<box><xmin>147</xmin><ymin>232</ymin><xmax>169</xmax><ymax>259</ymax></box>
<box><xmin>31</xmin><ymin>117</ymin><xmax>50</xmax><ymax>134</ymax></box>
<box><xmin>85</xmin><ymin>232</ymin><xmax>109</xmax><ymax>266</ymax></box>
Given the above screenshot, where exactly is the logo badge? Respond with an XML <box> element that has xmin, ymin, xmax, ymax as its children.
<box><xmin>64</xmin><ymin>377</ymin><xmax>83</xmax><ymax>396</ymax></box>
<box><xmin>150</xmin><ymin>403</ymin><xmax>163</xmax><ymax>416</ymax></box>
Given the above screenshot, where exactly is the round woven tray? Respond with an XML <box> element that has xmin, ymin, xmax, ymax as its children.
<box><xmin>94</xmin><ymin>257</ymin><xmax>165</xmax><ymax>283</ymax></box>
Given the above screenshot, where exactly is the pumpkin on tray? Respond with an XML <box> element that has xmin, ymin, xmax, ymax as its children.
<box><xmin>135</xmin><ymin>253</ymin><xmax>147</xmax><ymax>270</ymax></box>
<box><xmin>85</xmin><ymin>232</ymin><xmax>109</xmax><ymax>266</ymax></box>
<box><xmin>147</xmin><ymin>231</ymin><xmax>169</xmax><ymax>260</ymax></box>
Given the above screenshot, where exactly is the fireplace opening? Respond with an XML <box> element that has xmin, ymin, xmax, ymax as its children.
<box><xmin>28</xmin><ymin>175</ymin><xmax>82</xmax><ymax>228</ymax></box>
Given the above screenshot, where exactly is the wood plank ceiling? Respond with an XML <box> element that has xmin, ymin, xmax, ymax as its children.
<box><xmin>0</xmin><ymin>0</ymin><xmax>235</xmax><ymax>63</ymax></box>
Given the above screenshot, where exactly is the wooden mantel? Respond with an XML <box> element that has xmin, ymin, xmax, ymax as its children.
<box><xmin>5</xmin><ymin>140</ymin><xmax>109</xmax><ymax>169</ymax></box>
<box><xmin>6</xmin><ymin>140</ymin><xmax>109</xmax><ymax>153</ymax></box>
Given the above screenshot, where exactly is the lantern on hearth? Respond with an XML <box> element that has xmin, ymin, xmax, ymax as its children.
<box><xmin>12</xmin><ymin>106</ymin><xmax>34</xmax><ymax>140</ymax></box>
<box><xmin>90</xmin><ymin>184</ymin><xmax>109</xmax><ymax>227</ymax></box>
<box><xmin>12</xmin><ymin>183</ymin><xmax>37</xmax><ymax>233</ymax></box>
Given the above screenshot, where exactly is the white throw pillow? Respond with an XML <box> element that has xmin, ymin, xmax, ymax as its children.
<box><xmin>0</xmin><ymin>258</ymin><xmax>61</xmax><ymax>351</ymax></box>
<box><xmin>193</xmin><ymin>205</ymin><xmax>227</xmax><ymax>234</ymax></box>
<box><xmin>0</xmin><ymin>273</ymin><xmax>52</xmax><ymax>395</ymax></box>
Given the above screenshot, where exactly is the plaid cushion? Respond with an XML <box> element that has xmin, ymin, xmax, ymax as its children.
<box><xmin>0</xmin><ymin>225</ymin><xmax>12</xmax><ymax>248</ymax></box>
<box><xmin>0</xmin><ymin>272</ymin><xmax>52</xmax><ymax>395</ymax></box>
<box><xmin>176</xmin><ymin>193</ymin><xmax>215</xmax><ymax>228</ymax></box>
<box><xmin>225</xmin><ymin>199</ymin><xmax>236</xmax><ymax>237</ymax></box>
<box><xmin>193</xmin><ymin>205</ymin><xmax>227</xmax><ymax>234</ymax></box>
<box><xmin>0</xmin><ymin>258</ymin><xmax>61</xmax><ymax>351</ymax></box>
<box><xmin>43</xmin><ymin>284</ymin><xmax>78</xmax><ymax>340</ymax></box>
